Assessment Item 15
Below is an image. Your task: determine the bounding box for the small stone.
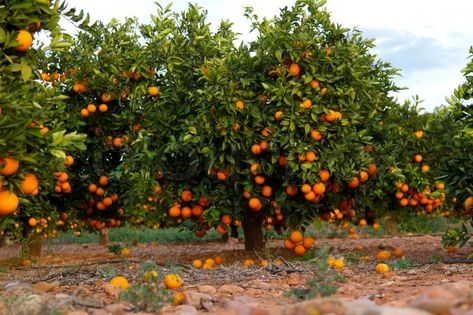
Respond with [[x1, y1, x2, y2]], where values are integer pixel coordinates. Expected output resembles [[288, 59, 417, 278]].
[[287, 273, 301, 286], [91, 309, 109, 315], [218, 284, 244, 296], [364, 306, 434, 315], [198, 285, 217, 295], [103, 283, 121, 298], [344, 298, 376, 315], [184, 291, 213, 308], [410, 295, 454, 314], [32, 281, 60, 293], [55, 293, 70, 299], [105, 302, 132, 315], [66, 311, 89, 315], [382, 271, 396, 279], [161, 305, 198, 315]]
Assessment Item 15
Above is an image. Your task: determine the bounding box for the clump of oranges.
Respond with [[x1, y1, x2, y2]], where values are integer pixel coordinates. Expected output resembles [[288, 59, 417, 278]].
[[283, 230, 316, 256], [191, 255, 224, 269]]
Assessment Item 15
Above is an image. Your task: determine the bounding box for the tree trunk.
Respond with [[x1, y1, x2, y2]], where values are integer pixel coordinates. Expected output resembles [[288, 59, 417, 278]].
[[21, 234, 42, 257], [0, 236, 6, 248], [231, 224, 239, 239], [99, 228, 109, 245], [242, 211, 265, 251], [21, 221, 42, 257]]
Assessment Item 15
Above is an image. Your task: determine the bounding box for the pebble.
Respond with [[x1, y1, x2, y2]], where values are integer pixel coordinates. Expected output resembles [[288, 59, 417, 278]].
[[218, 284, 245, 296], [198, 285, 217, 295]]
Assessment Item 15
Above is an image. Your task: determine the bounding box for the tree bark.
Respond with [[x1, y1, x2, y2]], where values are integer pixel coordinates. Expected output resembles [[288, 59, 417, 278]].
[[242, 211, 265, 250], [99, 228, 109, 245]]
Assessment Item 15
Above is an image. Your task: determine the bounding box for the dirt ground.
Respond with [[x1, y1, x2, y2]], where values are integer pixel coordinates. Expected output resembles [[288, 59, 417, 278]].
[[0, 235, 473, 314]]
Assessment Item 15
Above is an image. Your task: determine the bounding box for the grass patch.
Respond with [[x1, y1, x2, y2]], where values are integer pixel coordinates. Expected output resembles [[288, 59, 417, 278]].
[[48, 226, 224, 245]]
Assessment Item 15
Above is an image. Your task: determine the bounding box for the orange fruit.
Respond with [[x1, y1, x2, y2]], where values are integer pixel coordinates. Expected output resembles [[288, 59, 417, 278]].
[[204, 258, 216, 267], [80, 108, 90, 118], [261, 185, 272, 197], [88, 183, 98, 193], [100, 93, 112, 103], [181, 190, 193, 202], [0, 157, 20, 176], [28, 217, 37, 227], [392, 248, 403, 257], [312, 182, 326, 195], [192, 259, 203, 268], [254, 175, 265, 185], [198, 197, 209, 208], [260, 140, 269, 151], [109, 276, 129, 289], [446, 245, 457, 253], [332, 258, 344, 270], [143, 270, 158, 281], [191, 205, 203, 217], [359, 171, 369, 183], [359, 219, 367, 226], [300, 99, 312, 109], [284, 239, 295, 249], [302, 237, 316, 249], [251, 144, 262, 155], [421, 164, 430, 173], [99, 176, 109, 186], [64, 155, 74, 166], [435, 182, 445, 190], [310, 129, 323, 141], [221, 214, 231, 225], [375, 263, 390, 273], [0, 191, 19, 215], [216, 224, 228, 234], [348, 177, 360, 189], [304, 191, 316, 201], [148, 86, 159, 96], [286, 185, 298, 197], [464, 196, 473, 209], [288, 63, 300, 76], [86, 104, 96, 113], [376, 250, 391, 260], [289, 230, 303, 243], [15, 30, 33, 51], [320, 87, 327, 96], [172, 292, 186, 305], [367, 163, 377, 177], [180, 207, 191, 218], [415, 130, 424, 139], [305, 151, 317, 162], [214, 256, 224, 264], [301, 184, 312, 194], [309, 79, 320, 89], [399, 198, 409, 206], [293, 244, 306, 256], [243, 259, 255, 267], [250, 163, 259, 175], [248, 198, 263, 211], [113, 137, 122, 148], [414, 154, 423, 163], [21, 174, 38, 195], [318, 169, 330, 182], [274, 111, 283, 121], [169, 206, 181, 217], [235, 100, 244, 110], [103, 197, 113, 207], [99, 104, 108, 112]]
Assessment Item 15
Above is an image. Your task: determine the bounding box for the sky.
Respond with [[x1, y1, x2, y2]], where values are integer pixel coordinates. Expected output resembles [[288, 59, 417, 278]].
[[59, 0, 473, 112]]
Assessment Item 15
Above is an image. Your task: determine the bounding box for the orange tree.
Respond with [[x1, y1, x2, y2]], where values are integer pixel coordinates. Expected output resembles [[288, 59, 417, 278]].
[[120, 4, 240, 233], [42, 16, 155, 239], [182, 0, 402, 251], [441, 46, 473, 247], [0, 0, 85, 255], [371, 99, 449, 219]]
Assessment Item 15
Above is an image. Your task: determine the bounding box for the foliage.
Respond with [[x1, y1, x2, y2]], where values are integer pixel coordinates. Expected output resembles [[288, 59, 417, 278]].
[[0, 0, 86, 247]]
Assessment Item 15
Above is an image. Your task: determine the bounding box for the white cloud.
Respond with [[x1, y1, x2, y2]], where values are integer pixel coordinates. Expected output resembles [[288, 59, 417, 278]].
[[59, 0, 472, 111]]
